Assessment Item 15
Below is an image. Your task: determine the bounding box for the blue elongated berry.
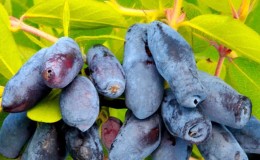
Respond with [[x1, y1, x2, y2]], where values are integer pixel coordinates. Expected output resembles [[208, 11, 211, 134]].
[[123, 23, 164, 119], [60, 75, 99, 132], [0, 112, 36, 158], [21, 122, 67, 160], [151, 127, 193, 160], [147, 21, 206, 108], [87, 45, 125, 98], [2, 48, 51, 112], [161, 89, 212, 144], [198, 122, 248, 160], [109, 111, 161, 160], [198, 71, 252, 129], [65, 124, 103, 160], [42, 37, 83, 88], [227, 116, 260, 154]]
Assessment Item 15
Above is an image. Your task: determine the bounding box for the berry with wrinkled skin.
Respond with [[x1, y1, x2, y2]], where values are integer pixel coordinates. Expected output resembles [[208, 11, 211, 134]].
[[227, 116, 260, 154], [198, 71, 252, 129], [198, 122, 248, 160], [152, 127, 193, 160], [109, 111, 161, 160], [161, 89, 212, 144], [1, 48, 51, 112], [87, 44, 125, 98], [147, 21, 206, 108], [123, 23, 164, 119], [101, 117, 122, 150], [65, 124, 103, 160], [60, 75, 99, 132], [21, 122, 67, 160], [42, 37, 83, 88], [0, 112, 36, 158]]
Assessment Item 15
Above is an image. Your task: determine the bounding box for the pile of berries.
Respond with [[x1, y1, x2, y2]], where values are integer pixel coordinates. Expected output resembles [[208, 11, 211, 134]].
[[0, 21, 259, 160]]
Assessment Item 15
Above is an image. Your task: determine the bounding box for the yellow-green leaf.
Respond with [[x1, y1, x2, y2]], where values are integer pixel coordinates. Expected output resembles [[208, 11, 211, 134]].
[[192, 145, 203, 159], [183, 1, 203, 20], [225, 57, 260, 118], [182, 14, 260, 63], [197, 58, 226, 80], [0, 3, 23, 79], [140, 0, 173, 9], [75, 35, 125, 43], [27, 89, 62, 123], [63, 0, 70, 37], [199, 0, 242, 13], [23, 0, 127, 29], [109, 107, 127, 123], [246, 0, 260, 34], [0, 86, 4, 97]]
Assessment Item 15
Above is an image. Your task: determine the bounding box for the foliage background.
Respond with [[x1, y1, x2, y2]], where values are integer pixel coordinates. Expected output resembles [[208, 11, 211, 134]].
[[0, 0, 259, 159]]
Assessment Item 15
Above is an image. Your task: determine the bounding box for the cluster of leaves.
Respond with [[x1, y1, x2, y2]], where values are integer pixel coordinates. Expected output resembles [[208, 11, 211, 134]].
[[0, 0, 259, 159]]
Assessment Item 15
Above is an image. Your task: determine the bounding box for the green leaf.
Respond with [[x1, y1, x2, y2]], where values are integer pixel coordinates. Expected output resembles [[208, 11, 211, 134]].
[[10, 0, 34, 17], [69, 27, 112, 39], [181, 14, 260, 63], [178, 26, 209, 53], [66, 155, 73, 160], [23, 32, 46, 48], [103, 28, 127, 62], [62, 0, 70, 37], [195, 45, 220, 61], [27, 89, 62, 123], [246, 0, 260, 34], [23, 0, 127, 29], [69, 27, 112, 53], [116, 0, 143, 8], [76, 35, 125, 43], [0, 3, 23, 79], [0, 85, 4, 97], [192, 144, 203, 158], [198, 0, 242, 13], [140, 0, 173, 9], [183, 1, 203, 20], [77, 34, 125, 58], [38, 25, 61, 47], [109, 107, 127, 123], [13, 31, 41, 62], [0, 74, 8, 86], [1, 0, 12, 15], [225, 57, 260, 118], [197, 58, 227, 80]]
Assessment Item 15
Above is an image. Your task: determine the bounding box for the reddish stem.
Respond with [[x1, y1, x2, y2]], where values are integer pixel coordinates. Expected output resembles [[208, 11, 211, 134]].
[[211, 42, 231, 77], [214, 56, 225, 77]]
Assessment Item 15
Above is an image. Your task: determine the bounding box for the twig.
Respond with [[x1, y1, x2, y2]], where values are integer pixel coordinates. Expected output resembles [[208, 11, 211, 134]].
[[211, 42, 231, 77], [165, 0, 184, 29], [10, 16, 58, 43], [214, 56, 225, 77]]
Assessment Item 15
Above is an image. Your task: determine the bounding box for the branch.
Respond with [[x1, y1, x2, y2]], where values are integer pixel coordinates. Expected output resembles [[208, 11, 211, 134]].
[[214, 56, 225, 77], [10, 16, 58, 43], [165, 0, 184, 29], [211, 42, 231, 77]]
